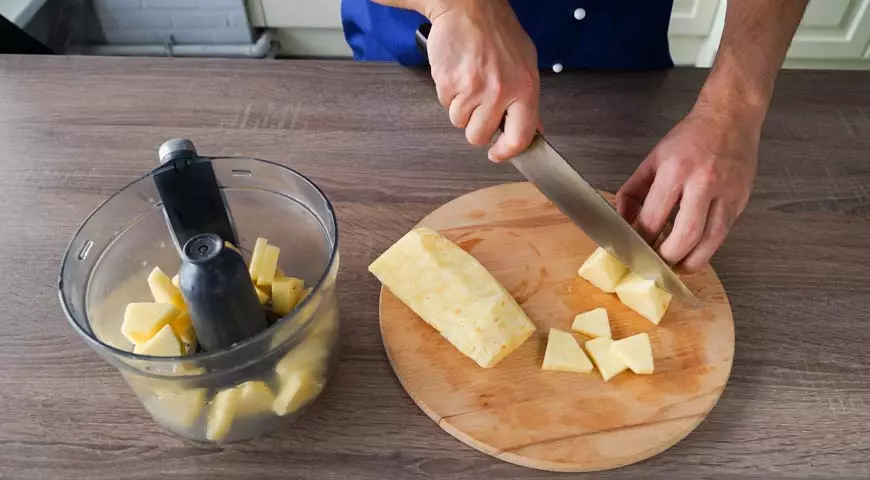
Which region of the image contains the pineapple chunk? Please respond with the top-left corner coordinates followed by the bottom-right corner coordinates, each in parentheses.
top-left (248, 237), bottom-right (267, 281)
top-left (207, 387), bottom-right (240, 441)
top-left (148, 266), bottom-right (186, 310)
top-left (152, 387), bottom-right (206, 430)
top-left (224, 241), bottom-right (241, 255)
top-left (298, 287), bottom-right (312, 304)
top-left (134, 324), bottom-right (183, 357)
top-left (258, 246), bottom-right (280, 286)
top-left (121, 302), bottom-right (180, 344)
top-left (610, 333), bottom-right (654, 375)
top-left (255, 286), bottom-right (271, 305)
top-left (614, 273), bottom-right (672, 325)
top-left (206, 381), bottom-right (275, 441)
top-left (571, 307), bottom-right (611, 338)
top-left (542, 328), bottom-right (593, 373)
top-left (272, 276), bottom-right (304, 316)
top-left (170, 310), bottom-right (197, 347)
top-left (578, 247), bottom-right (629, 293)
top-left (272, 370), bottom-right (325, 416)
top-left (237, 381), bottom-right (275, 415)
top-left (249, 238), bottom-right (280, 287)
top-left (585, 337), bottom-right (628, 381)
top-left (368, 227), bottom-right (536, 368)
top-left (249, 238), bottom-right (267, 269)
top-left (275, 337), bottom-right (330, 383)
top-left (171, 274), bottom-right (180, 288)
top-left (173, 362), bottom-right (205, 375)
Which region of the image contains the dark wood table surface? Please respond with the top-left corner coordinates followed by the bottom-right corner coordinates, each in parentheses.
top-left (0, 55), bottom-right (868, 480)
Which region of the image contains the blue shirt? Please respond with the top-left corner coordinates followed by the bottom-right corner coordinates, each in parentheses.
top-left (341, 0), bottom-right (675, 70)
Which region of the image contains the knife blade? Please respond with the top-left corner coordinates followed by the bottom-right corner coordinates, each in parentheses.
top-left (414, 23), bottom-right (700, 306)
top-left (511, 135), bottom-right (700, 306)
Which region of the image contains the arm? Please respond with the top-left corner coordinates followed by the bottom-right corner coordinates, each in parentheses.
top-left (372, 0), bottom-right (540, 161)
top-left (616, 0), bottom-right (808, 273)
top-left (700, 0), bottom-right (809, 133)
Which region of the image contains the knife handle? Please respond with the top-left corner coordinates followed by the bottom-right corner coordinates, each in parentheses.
top-left (414, 23), bottom-right (431, 56)
top-left (415, 23), bottom-right (507, 133)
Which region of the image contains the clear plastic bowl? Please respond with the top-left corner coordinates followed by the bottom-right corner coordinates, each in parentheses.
top-left (59, 157), bottom-right (340, 442)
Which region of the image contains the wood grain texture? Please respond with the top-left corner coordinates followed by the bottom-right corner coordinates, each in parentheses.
top-left (379, 183), bottom-right (734, 472)
top-left (0, 55), bottom-right (868, 479)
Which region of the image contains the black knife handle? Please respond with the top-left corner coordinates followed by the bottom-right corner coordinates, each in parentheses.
top-left (415, 22), bottom-right (431, 56)
top-left (414, 23), bottom-right (507, 133)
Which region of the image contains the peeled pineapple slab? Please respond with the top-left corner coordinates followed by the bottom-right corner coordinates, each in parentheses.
top-left (368, 227), bottom-right (536, 368)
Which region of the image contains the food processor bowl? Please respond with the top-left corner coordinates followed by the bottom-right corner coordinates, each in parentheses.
top-left (59, 156), bottom-right (340, 442)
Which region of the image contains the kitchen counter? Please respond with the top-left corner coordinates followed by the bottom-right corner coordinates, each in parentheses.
top-left (0, 55), bottom-right (868, 480)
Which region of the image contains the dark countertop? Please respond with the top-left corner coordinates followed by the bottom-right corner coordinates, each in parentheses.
top-left (0, 55), bottom-right (868, 480)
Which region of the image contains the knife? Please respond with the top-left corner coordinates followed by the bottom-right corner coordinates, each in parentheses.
top-left (414, 24), bottom-right (700, 307)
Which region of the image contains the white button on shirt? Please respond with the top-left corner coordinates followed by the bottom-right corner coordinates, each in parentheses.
top-left (574, 7), bottom-right (586, 20)
top-left (552, 63), bottom-right (563, 73)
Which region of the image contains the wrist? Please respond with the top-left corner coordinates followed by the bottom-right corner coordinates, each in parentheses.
top-left (695, 73), bottom-right (770, 133)
top-left (422, 0), bottom-right (509, 22)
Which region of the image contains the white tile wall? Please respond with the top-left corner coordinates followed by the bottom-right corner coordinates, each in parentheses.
top-left (94, 0), bottom-right (252, 45)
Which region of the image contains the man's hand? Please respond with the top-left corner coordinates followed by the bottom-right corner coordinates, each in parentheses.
top-left (616, 0), bottom-right (807, 273)
top-left (616, 99), bottom-right (760, 273)
top-left (426, 0), bottom-right (540, 162)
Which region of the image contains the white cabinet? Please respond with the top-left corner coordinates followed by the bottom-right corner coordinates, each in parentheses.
top-left (668, 0), bottom-right (722, 65)
top-left (249, 0), bottom-right (870, 69)
top-left (247, 0), bottom-right (351, 57)
top-left (785, 0), bottom-right (870, 67)
top-left (695, 0), bottom-right (870, 69)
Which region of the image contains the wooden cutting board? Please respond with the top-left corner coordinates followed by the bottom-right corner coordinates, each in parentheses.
top-left (378, 182), bottom-right (734, 472)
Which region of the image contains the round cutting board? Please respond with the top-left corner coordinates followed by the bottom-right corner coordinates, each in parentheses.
top-left (378, 182), bottom-right (734, 472)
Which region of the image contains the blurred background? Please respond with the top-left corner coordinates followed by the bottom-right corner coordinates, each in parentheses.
top-left (2, 0), bottom-right (869, 69)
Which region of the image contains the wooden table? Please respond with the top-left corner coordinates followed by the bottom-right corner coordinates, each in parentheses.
top-left (1, 55), bottom-right (868, 480)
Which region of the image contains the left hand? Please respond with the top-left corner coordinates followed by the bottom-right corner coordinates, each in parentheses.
top-left (615, 99), bottom-right (761, 273)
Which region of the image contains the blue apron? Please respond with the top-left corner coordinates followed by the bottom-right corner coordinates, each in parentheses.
top-left (341, 0), bottom-right (674, 70)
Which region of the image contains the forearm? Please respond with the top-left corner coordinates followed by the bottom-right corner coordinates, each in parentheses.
top-left (697, 0), bottom-right (808, 128)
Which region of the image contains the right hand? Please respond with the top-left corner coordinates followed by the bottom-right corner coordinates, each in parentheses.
top-left (425, 0), bottom-right (540, 162)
